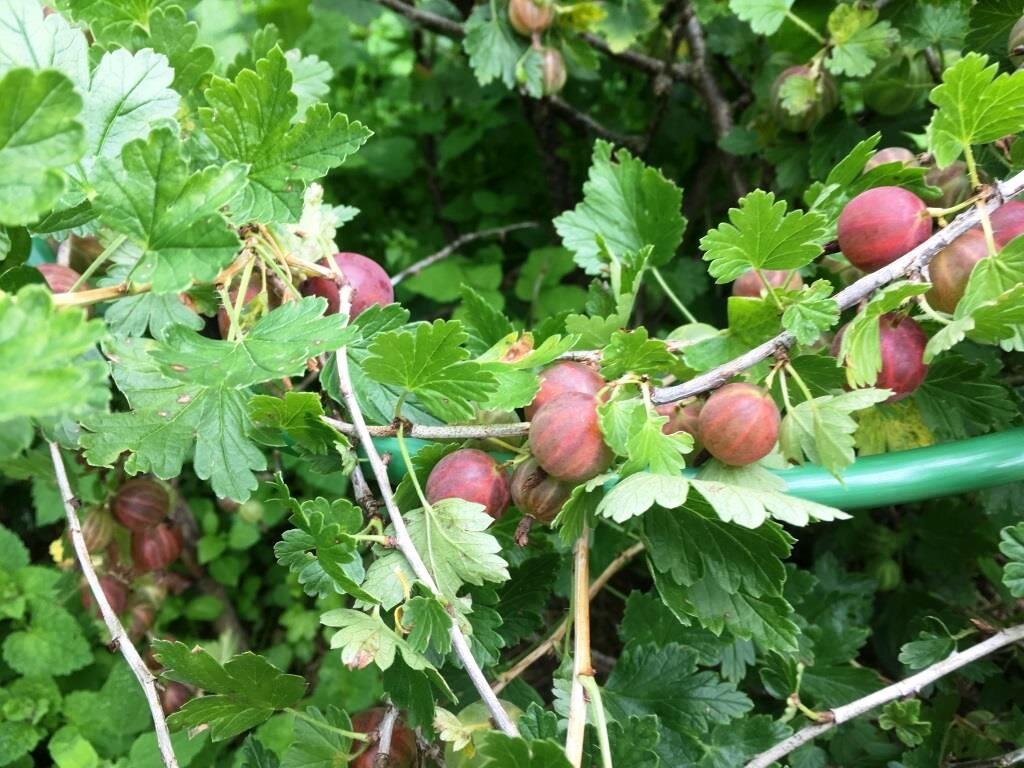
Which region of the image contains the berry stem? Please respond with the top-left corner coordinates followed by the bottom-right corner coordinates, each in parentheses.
top-left (69, 234), bottom-right (127, 292)
top-left (286, 708), bottom-right (369, 742)
top-left (785, 363), bottom-right (815, 403)
top-left (395, 425), bottom-right (432, 512)
top-left (580, 675), bottom-right (614, 768)
top-left (785, 10), bottom-right (824, 43)
top-left (754, 267), bottom-right (784, 310)
top-left (651, 266), bottom-right (698, 323)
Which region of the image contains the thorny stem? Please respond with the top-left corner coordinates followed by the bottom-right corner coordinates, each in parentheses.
top-left (651, 266), bottom-right (698, 323)
top-left (331, 288), bottom-right (519, 736)
top-left (565, 526), bottom-right (592, 767)
top-left (745, 622), bottom-right (1024, 768)
top-left (49, 442), bottom-right (180, 768)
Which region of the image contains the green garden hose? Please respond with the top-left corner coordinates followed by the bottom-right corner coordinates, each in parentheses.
top-left (370, 427), bottom-right (1024, 510)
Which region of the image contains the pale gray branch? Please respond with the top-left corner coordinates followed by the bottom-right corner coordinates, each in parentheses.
top-left (391, 222), bottom-right (538, 285)
top-left (373, 704), bottom-right (399, 768)
top-left (331, 290), bottom-right (520, 736)
top-left (745, 623), bottom-right (1024, 768)
top-left (653, 171), bottom-right (1024, 405)
top-left (49, 443), bottom-right (179, 768)
top-left (324, 415), bottom-right (530, 440)
top-left (950, 747), bottom-right (1024, 768)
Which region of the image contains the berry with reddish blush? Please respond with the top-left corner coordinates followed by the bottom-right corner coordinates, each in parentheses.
top-left (927, 229), bottom-right (989, 313)
top-left (991, 200), bottom-right (1024, 247)
top-left (425, 448), bottom-right (511, 519)
top-left (131, 523), bottom-right (183, 572)
top-left (113, 478), bottom-right (170, 532)
top-left (1010, 16), bottom-right (1024, 67)
top-left (837, 187), bottom-right (932, 272)
top-left (349, 708), bottom-right (418, 768)
top-left (80, 575), bottom-right (128, 617)
top-left (508, 0), bottom-right (553, 36)
top-left (770, 66), bottom-right (837, 132)
top-left (82, 507), bottom-right (116, 552)
top-left (925, 162), bottom-right (971, 209)
top-left (129, 601), bottom-right (157, 639)
top-left (541, 47), bottom-right (567, 95)
top-left (833, 313), bottom-right (928, 401)
top-left (160, 682), bottom-right (192, 715)
top-left (697, 383), bottom-right (780, 466)
top-left (37, 263), bottom-right (85, 294)
top-left (731, 269), bottom-right (803, 298)
top-left (525, 360), bottom-right (604, 419)
top-left (300, 252), bottom-right (394, 319)
top-left (864, 147), bottom-right (917, 173)
top-left (510, 457), bottom-right (571, 523)
top-left (529, 392), bottom-right (613, 483)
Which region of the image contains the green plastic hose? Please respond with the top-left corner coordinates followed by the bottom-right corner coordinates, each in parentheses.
top-left (370, 427), bottom-right (1024, 510)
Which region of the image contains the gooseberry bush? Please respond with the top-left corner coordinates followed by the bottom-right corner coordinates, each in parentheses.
top-left (4, 0), bottom-right (1024, 766)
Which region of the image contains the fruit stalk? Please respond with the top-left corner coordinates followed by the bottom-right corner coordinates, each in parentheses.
top-left (564, 526), bottom-right (592, 767)
top-left (331, 288), bottom-right (519, 737)
top-left (48, 442), bottom-right (180, 768)
top-left (652, 167), bottom-right (1024, 405)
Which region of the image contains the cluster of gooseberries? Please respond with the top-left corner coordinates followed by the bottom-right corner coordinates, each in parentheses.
top-left (507, 0), bottom-right (566, 96)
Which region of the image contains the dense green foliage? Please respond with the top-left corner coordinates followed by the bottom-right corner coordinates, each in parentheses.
top-left (2, 0), bottom-right (1024, 766)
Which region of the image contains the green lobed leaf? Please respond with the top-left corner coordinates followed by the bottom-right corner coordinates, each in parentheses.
top-left (199, 46), bottom-right (371, 222)
top-left (781, 279), bottom-right (840, 345)
top-left (596, 472), bottom-right (690, 523)
top-left (280, 706), bottom-right (353, 768)
top-left (93, 127), bottom-right (246, 293)
top-left (153, 640), bottom-right (307, 741)
top-left (474, 732), bottom-right (573, 768)
top-left (700, 190), bottom-right (826, 282)
top-left (554, 141), bottom-right (685, 274)
top-left (402, 595), bottom-right (453, 655)
top-left (2, 602), bottom-right (92, 677)
top-left (0, 69), bottom-right (85, 226)
top-left (878, 700), bottom-right (931, 747)
top-left (0, 0), bottom-right (89, 88)
top-left (914, 355), bottom-right (1017, 439)
top-left (928, 52), bottom-right (1024, 168)
top-left (599, 327), bottom-right (678, 378)
top-left (729, 0), bottom-right (794, 35)
top-left (0, 286), bottom-right (108, 425)
top-left (598, 396), bottom-right (692, 476)
top-left (362, 319), bottom-right (499, 421)
top-left (999, 523), bottom-right (1024, 598)
top-left (463, 3), bottom-right (524, 89)
top-left (825, 4), bottom-right (899, 78)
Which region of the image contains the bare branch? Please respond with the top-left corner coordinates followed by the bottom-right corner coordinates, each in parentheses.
top-left (547, 97), bottom-right (643, 152)
top-left (391, 222), bottom-right (538, 285)
top-left (49, 442), bottom-right (180, 768)
top-left (580, 32), bottom-right (692, 81)
top-left (373, 704), bottom-right (400, 768)
top-left (323, 415), bottom-right (530, 440)
top-left (653, 171), bottom-right (1024, 405)
top-left (375, 0), bottom-right (464, 37)
top-left (951, 747), bottom-right (1024, 768)
top-left (564, 527), bottom-right (592, 766)
top-left (745, 623), bottom-right (1024, 768)
top-left (331, 290), bottom-right (519, 736)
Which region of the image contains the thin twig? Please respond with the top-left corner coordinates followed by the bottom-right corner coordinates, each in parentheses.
top-left (745, 623), bottom-right (1024, 768)
top-left (331, 289), bottom-right (519, 736)
top-left (653, 170), bottom-right (1024, 405)
top-left (373, 704), bottom-right (399, 768)
top-left (323, 415), bottom-right (531, 440)
top-left (950, 747), bottom-right (1024, 768)
top-left (391, 222), bottom-right (538, 285)
top-left (564, 527), bottom-right (592, 766)
top-left (49, 443), bottom-right (180, 768)
top-left (580, 32), bottom-right (692, 81)
top-left (546, 97), bottom-right (643, 152)
top-left (492, 541), bottom-right (645, 694)
top-left (375, 0), bottom-right (465, 37)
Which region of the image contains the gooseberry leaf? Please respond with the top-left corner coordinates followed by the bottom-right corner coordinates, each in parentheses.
top-left (80, 298), bottom-right (354, 501)
top-left (598, 397), bottom-right (692, 476)
top-left (928, 52), bottom-right (1024, 168)
top-left (274, 497), bottom-right (374, 602)
top-left (0, 69), bottom-right (85, 226)
top-left (280, 707), bottom-right (354, 768)
top-left (362, 499), bottom-right (509, 608)
top-left (898, 631), bottom-right (956, 670)
top-left (199, 46), bottom-right (371, 222)
top-left (133, 6), bottom-right (216, 94)
top-left (363, 319), bottom-right (499, 421)
top-left (401, 596), bottom-right (453, 655)
top-left (0, 0), bottom-right (89, 88)
top-left (61, 0), bottom-right (184, 47)
top-left (249, 392), bottom-right (342, 456)
top-left (600, 327), bottom-right (678, 378)
top-left (93, 127), bottom-right (246, 293)
top-left (597, 472), bottom-right (690, 523)
top-left (729, 0), bottom-right (794, 35)
top-left (152, 640), bottom-right (307, 741)
top-left (693, 462), bottom-right (849, 528)
top-left (781, 280), bottom-right (840, 344)
top-left (0, 286), bottom-right (108, 425)
top-left (555, 141), bottom-right (685, 274)
top-left (780, 388), bottom-right (892, 477)
top-left (777, 71), bottom-right (817, 118)
top-left (915, 355), bottom-right (1017, 439)
top-left (2, 602), bottom-right (91, 677)
top-left (999, 523), bottom-right (1024, 598)
top-left (878, 700), bottom-right (931, 747)
top-left (474, 732), bottom-right (573, 767)
top-left (700, 190), bottom-right (827, 282)
top-left (835, 282), bottom-right (929, 387)
top-left (463, 3), bottom-right (525, 89)
top-left (825, 4), bottom-right (899, 78)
